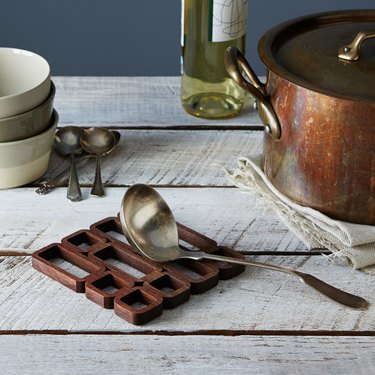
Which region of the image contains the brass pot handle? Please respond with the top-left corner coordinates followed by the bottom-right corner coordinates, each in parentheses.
top-left (224, 46), bottom-right (281, 139)
top-left (338, 30), bottom-right (375, 61)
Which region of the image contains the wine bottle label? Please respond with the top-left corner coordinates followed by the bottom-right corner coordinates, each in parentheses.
top-left (209, 0), bottom-right (248, 42)
top-left (180, 0), bottom-right (247, 46)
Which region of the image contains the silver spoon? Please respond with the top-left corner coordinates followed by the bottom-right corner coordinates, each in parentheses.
top-left (80, 127), bottom-right (116, 197)
top-left (54, 126), bottom-right (84, 202)
top-left (36, 131), bottom-right (121, 195)
top-left (120, 184), bottom-right (369, 310)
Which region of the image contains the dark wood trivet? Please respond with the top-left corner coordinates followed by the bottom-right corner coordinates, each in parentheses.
top-left (32, 216), bottom-right (245, 325)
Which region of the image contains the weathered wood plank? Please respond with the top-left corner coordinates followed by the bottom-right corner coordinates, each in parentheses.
top-left (0, 255), bottom-right (371, 332)
top-left (2, 75), bottom-right (371, 368)
top-left (52, 76), bottom-right (262, 127)
top-left (36, 129), bottom-right (263, 187)
top-left (1, 334), bottom-right (374, 375)
top-left (0, 187), bottom-right (303, 254)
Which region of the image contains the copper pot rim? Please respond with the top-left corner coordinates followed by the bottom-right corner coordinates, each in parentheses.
top-left (258, 9), bottom-right (375, 103)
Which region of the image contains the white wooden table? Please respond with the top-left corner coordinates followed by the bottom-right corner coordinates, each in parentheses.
top-left (1, 77), bottom-right (374, 374)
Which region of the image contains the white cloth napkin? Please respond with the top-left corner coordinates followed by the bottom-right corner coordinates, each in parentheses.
top-left (228, 155), bottom-right (375, 272)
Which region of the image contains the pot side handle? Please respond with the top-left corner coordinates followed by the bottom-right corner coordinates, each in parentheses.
top-left (338, 30), bottom-right (375, 61)
top-left (224, 46), bottom-right (281, 139)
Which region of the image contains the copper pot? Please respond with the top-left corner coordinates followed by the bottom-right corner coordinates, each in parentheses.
top-left (225, 10), bottom-right (375, 225)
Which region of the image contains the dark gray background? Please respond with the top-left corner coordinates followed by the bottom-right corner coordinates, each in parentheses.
top-left (0, 1), bottom-right (373, 76)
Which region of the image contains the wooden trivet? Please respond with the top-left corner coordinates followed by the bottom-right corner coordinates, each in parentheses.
top-left (32, 216), bottom-right (245, 325)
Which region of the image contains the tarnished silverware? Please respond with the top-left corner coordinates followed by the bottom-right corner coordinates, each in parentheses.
top-left (36, 130), bottom-right (121, 195)
top-left (80, 128), bottom-right (117, 197)
top-left (53, 126), bottom-right (83, 202)
top-left (120, 184), bottom-right (369, 310)
top-left (36, 155), bottom-right (90, 195)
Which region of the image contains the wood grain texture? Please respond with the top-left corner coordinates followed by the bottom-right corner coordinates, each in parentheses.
top-left (52, 76), bottom-right (262, 127)
top-left (0, 76), bottom-right (371, 371)
top-left (1, 334), bottom-right (374, 375)
top-left (0, 187), bottom-right (303, 254)
top-left (36, 129), bottom-right (263, 187)
top-left (0, 255), bottom-right (371, 332)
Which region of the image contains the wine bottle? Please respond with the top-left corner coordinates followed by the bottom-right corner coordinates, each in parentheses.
top-left (180, 0), bottom-right (248, 119)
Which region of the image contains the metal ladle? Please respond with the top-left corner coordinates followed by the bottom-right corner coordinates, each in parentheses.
top-left (81, 128), bottom-right (116, 197)
top-left (120, 184), bottom-right (369, 310)
top-left (54, 126), bottom-right (84, 202)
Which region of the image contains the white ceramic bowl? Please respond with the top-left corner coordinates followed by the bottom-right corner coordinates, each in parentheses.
top-left (0, 109), bottom-right (58, 189)
top-left (0, 48), bottom-right (51, 118)
top-left (0, 81), bottom-right (55, 142)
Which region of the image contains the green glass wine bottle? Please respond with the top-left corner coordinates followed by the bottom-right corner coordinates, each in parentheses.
top-left (180, 0), bottom-right (248, 119)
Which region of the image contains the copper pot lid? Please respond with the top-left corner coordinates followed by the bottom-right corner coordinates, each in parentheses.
top-left (258, 10), bottom-right (375, 102)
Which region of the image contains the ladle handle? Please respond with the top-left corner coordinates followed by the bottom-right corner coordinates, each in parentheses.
top-left (67, 154), bottom-right (82, 202)
top-left (201, 253), bottom-right (368, 309)
top-left (91, 155), bottom-right (105, 197)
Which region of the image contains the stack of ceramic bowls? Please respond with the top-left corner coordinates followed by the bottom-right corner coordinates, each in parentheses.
top-left (0, 48), bottom-right (58, 189)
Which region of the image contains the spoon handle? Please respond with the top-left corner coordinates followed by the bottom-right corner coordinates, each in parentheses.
top-left (67, 154), bottom-right (82, 202)
top-left (91, 155), bottom-right (105, 197)
top-left (36, 155), bottom-right (91, 195)
top-left (200, 253), bottom-right (368, 309)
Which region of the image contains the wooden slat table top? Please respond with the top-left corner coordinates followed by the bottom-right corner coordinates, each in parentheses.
top-left (0, 76), bottom-right (373, 374)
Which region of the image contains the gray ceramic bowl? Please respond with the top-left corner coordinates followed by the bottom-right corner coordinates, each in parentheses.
top-left (0, 81), bottom-right (55, 142)
top-left (0, 109), bottom-right (59, 189)
top-left (0, 48), bottom-right (51, 118)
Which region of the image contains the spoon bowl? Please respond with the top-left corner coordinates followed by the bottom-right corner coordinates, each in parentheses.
top-left (120, 184), bottom-right (369, 310)
top-left (111, 130), bottom-right (121, 146)
top-left (54, 126), bottom-right (83, 156)
top-left (81, 128), bottom-right (116, 156)
top-left (54, 126), bottom-right (83, 201)
top-left (81, 128), bottom-right (117, 196)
